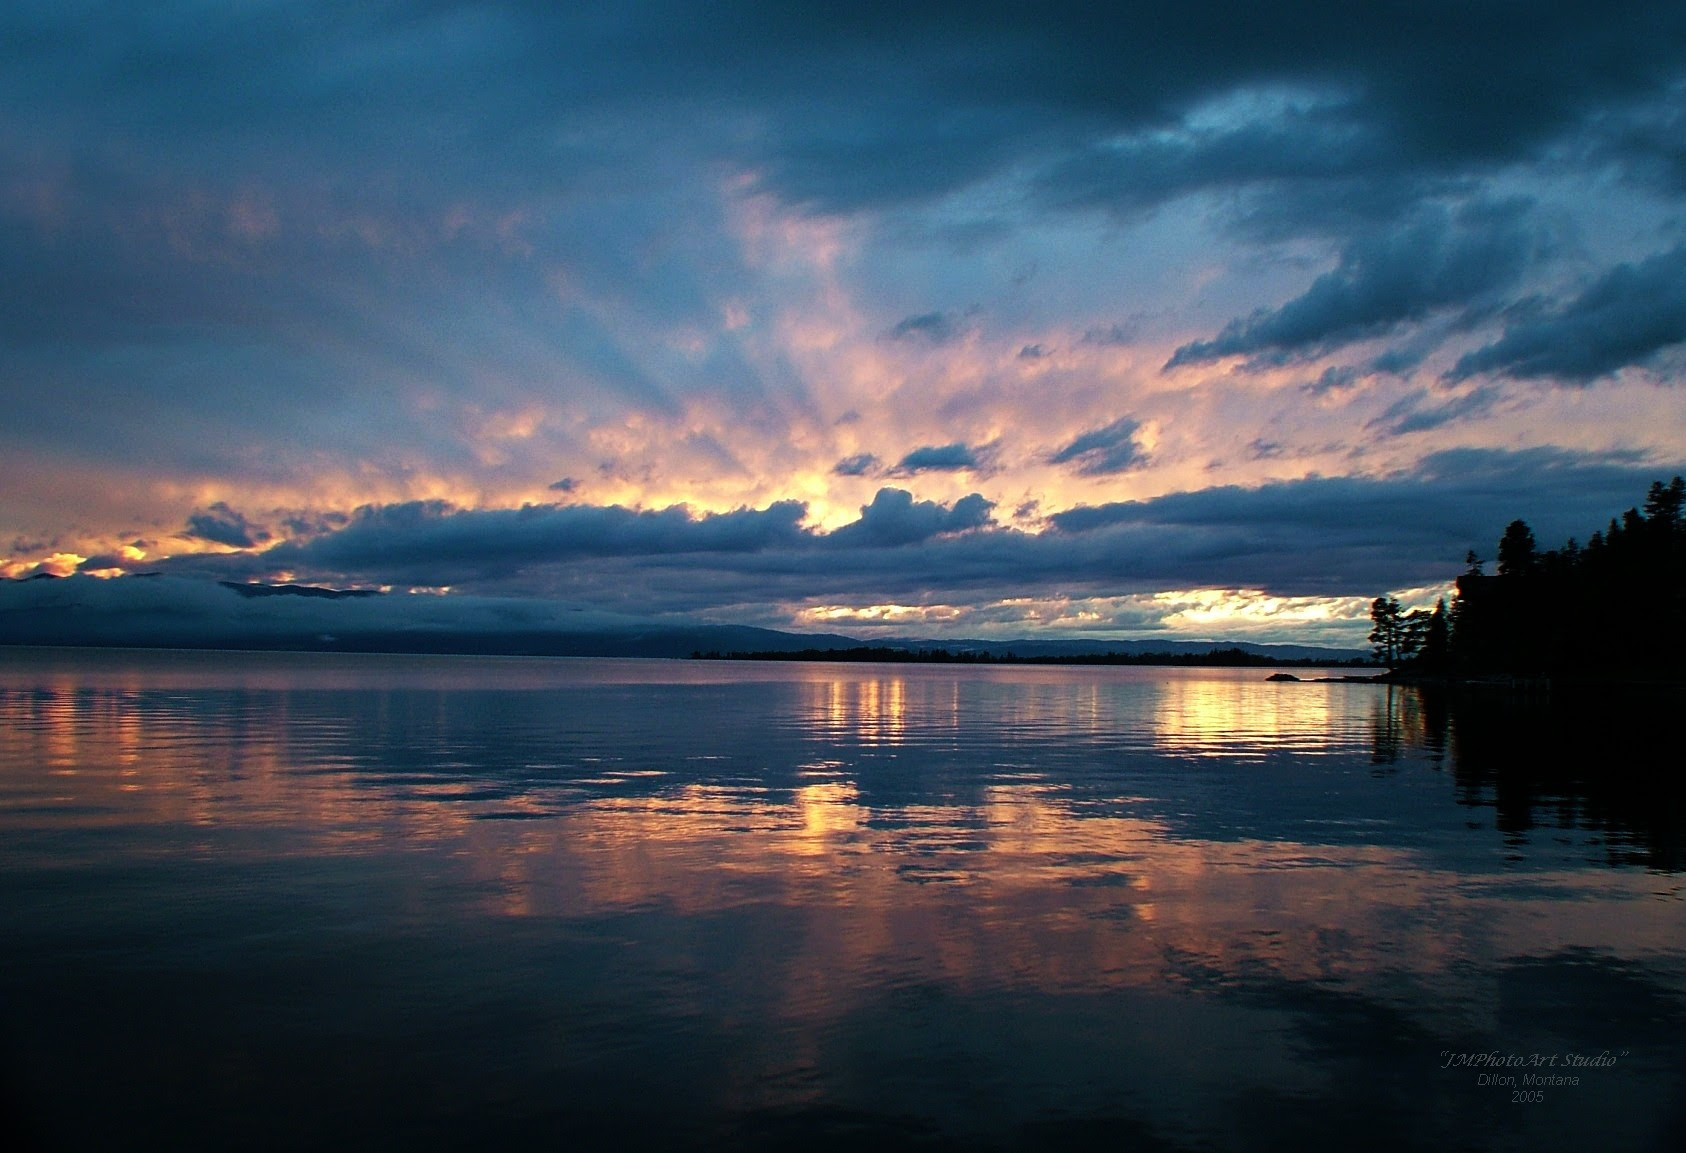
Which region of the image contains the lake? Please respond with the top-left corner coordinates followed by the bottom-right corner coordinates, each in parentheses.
top-left (1, 648), bottom-right (1682, 1151)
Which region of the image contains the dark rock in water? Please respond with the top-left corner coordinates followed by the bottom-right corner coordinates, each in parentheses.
top-left (1266, 672), bottom-right (1301, 682)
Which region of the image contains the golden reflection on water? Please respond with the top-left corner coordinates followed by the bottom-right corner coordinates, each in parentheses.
top-left (813, 676), bottom-right (911, 746)
top-left (521, 782), bottom-right (1683, 1007)
top-left (1153, 676), bottom-right (1331, 755)
top-left (797, 665), bottom-right (1371, 757)
top-left (4, 657), bottom-right (1682, 1030)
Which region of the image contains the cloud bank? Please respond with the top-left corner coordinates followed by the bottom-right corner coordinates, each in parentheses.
top-left (63, 452), bottom-right (1650, 647)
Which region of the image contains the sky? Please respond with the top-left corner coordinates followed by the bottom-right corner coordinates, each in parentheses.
top-left (3, 1), bottom-right (1685, 646)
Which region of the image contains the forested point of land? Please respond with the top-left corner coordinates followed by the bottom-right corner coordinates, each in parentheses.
top-left (1370, 476), bottom-right (1686, 683)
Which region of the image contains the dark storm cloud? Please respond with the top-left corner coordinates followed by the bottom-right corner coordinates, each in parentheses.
top-left (824, 488), bottom-right (995, 548)
top-left (257, 498), bottom-right (814, 583)
top-left (166, 485), bottom-right (998, 587)
top-left (892, 443), bottom-right (980, 473)
top-left (1048, 417), bottom-right (1147, 475)
top-left (1301, 366), bottom-right (1361, 396)
top-left (1448, 245), bottom-right (1686, 383)
top-left (1167, 201), bottom-right (1539, 368)
top-left (144, 449), bottom-right (1679, 614)
top-left (279, 510), bottom-right (349, 539)
top-left (158, 486), bottom-right (1001, 592)
top-left (1368, 385), bottom-right (1503, 437)
top-left (685, 2), bottom-right (1686, 215)
top-left (1369, 344), bottom-right (1432, 376)
top-left (183, 502), bottom-right (270, 549)
top-left (1046, 447), bottom-right (1661, 565)
top-left (8, 3), bottom-right (1681, 220)
top-left (1035, 107), bottom-right (1397, 221)
top-left (560, 448), bottom-right (1679, 611)
top-left (832, 453), bottom-right (881, 477)
top-left (1578, 80), bottom-right (1686, 194)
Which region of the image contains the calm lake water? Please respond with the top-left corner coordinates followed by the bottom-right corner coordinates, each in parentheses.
top-left (2, 648), bottom-right (1682, 1152)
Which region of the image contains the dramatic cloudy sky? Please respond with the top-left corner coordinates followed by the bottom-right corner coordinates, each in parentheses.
top-left (3, 1), bottom-right (1685, 644)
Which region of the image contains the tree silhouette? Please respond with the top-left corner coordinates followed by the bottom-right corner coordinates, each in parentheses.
top-left (1496, 519), bottom-right (1537, 577)
top-left (1644, 477), bottom-right (1684, 526)
top-left (1436, 477), bottom-right (1686, 680)
top-left (1369, 596), bottom-right (1406, 669)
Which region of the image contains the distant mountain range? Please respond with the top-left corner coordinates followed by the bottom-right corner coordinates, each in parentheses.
top-left (0, 574), bottom-right (1367, 662)
top-left (854, 636), bottom-right (1366, 662)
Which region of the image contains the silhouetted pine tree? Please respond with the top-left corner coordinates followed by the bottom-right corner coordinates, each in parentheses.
top-left (1369, 596), bottom-right (1406, 669)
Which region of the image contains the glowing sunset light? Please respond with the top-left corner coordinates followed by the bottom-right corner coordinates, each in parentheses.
top-left (1155, 589), bottom-right (1378, 629)
top-left (21, 669), bottom-right (1672, 999)
top-left (1, 3), bottom-right (1683, 648)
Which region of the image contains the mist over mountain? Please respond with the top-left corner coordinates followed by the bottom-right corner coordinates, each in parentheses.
top-left (0, 574), bottom-right (859, 659)
top-left (0, 575), bottom-right (1364, 661)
